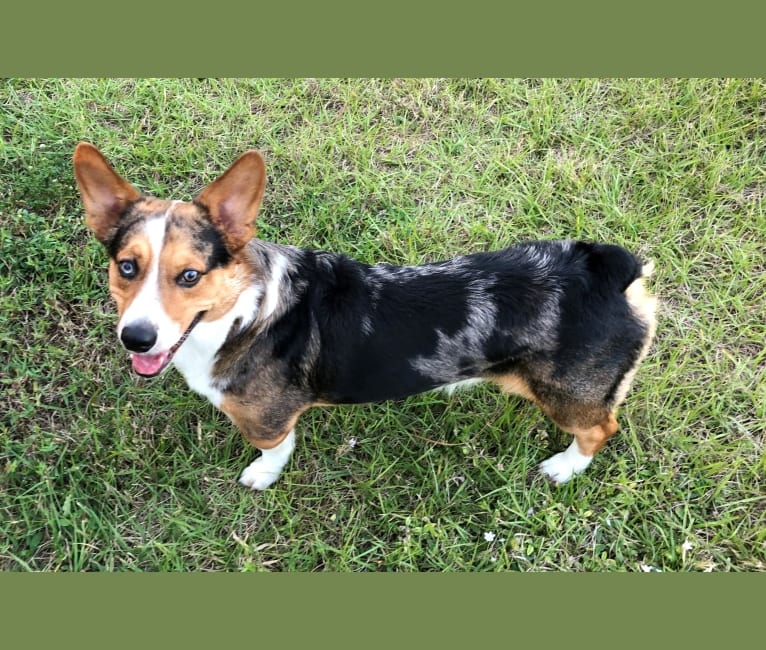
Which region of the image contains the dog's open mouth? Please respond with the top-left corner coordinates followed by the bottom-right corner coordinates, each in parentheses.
top-left (130, 311), bottom-right (205, 378)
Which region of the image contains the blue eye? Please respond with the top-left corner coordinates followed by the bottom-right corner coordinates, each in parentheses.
top-left (177, 269), bottom-right (201, 287)
top-left (118, 260), bottom-right (137, 278)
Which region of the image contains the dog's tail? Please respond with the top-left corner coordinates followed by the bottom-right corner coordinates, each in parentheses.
top-left (587, 243), bottom-right (652, 294)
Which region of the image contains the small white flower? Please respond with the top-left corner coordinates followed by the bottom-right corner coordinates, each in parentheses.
top-left (640, 563), bottom-right (656, 572)
top-left (483, 531), bottom-right (496, 542)
top-left (682, 539), bottom-right (693, 552)
top-left (348, 437), bottom-right (357, 448)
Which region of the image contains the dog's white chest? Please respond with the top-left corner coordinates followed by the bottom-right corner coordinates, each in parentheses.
top-left (172, 285), bottom-right (261, 407)
top-left (172, 338), bottom-right (224, 406)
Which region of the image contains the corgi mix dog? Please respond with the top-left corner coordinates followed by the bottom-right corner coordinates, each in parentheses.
top-left (74, 143), bottom-right (657, 490)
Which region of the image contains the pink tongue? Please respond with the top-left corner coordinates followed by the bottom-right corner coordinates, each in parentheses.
top-left (131, 351), bottom-right (169, 376)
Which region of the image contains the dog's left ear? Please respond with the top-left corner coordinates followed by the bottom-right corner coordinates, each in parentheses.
top-left (196, 151), bottom-right (266, 252)
top-left (73, 143), bottom-right (142, 246)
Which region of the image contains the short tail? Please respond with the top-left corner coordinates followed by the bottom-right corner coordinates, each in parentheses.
top-left (586, 243), bottom-right (648, 293)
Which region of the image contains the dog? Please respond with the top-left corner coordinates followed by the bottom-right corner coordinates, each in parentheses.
top-left (74, 143), bottom-right (657, 490)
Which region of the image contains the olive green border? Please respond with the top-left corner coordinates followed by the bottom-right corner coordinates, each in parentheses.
top-left (2, 1), bottom-right (765, 75)
top-left (2, 1), bottom-right (763, 646)
top-left (1, 574), bottom-right (762, 645)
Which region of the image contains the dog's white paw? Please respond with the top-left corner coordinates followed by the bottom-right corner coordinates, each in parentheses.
top-left (238, 430), bottom-right (296, 491)
top-left (238, 458), bottom-right (283, 491)
top-left (539, 442), bottom-right (593, 484)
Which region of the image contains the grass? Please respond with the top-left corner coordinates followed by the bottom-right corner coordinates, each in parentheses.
top-left (0, 78), bottom-right (763, 572)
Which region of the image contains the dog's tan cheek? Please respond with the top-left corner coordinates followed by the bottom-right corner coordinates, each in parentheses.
top-left (197, 266), bottom-right (247, 321)
top-left (161, 271), bottom-right (224, 326)
top-left (157, 262), bottom-right (245, 326)
top-left (108, 265), bottom-right (135, 318)
top-left (160, 282), bottom-right (204, 329)
top-left (108, 240), bottom-right (153, 318)
top-left (202, 270), bottom-right (236, 319)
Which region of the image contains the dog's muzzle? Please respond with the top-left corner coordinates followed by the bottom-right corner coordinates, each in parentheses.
top-left (123, 312), bottom-right (205, 377)
top-left (121, 320), bottom-right (157, 353)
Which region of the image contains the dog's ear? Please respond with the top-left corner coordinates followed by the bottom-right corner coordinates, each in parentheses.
top-left (73, 143), bottom-right (142, 246)
top-left (196, 150), bottom-right (266, 252)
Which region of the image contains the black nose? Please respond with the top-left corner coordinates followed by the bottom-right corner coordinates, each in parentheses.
top-left (121, 321), bottom-right (157, 353)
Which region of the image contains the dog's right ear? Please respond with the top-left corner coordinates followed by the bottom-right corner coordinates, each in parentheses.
top-left (196, 150), bottom-right (266, 253)
top-left (73, 143), bottom-right (141, 246)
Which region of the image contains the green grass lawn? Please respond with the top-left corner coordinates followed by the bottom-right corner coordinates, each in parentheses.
top-left (1, 78), bottom-right (763, 571)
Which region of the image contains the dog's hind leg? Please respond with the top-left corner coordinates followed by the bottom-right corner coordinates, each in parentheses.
top-left (538, 407), bottom-right (619, 484)
top-left (487, 373), bottom-right (618, 484)
top-left (490, 372), bottom-right (619, 484)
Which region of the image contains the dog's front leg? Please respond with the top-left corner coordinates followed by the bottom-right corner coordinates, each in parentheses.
top-left (220, 395), bottom-right (308, 491)
top-left (239, 429), bottom-right (297, 491)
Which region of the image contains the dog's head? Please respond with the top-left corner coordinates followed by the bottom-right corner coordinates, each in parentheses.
top-left (73, 143), bottom-right (266, 377)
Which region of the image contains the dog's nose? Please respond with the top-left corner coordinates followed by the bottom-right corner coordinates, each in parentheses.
top-left (121, 321), bottom-right (157, 353)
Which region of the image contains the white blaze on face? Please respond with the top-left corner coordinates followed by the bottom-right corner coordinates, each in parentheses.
top-left (117, 214), bottom-right (182, 356)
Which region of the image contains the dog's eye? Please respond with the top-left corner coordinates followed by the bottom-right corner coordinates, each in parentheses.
top-left (177, 269), bottom-right (201, 287)
top-left (118, 260), bottom-right (137, 278)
